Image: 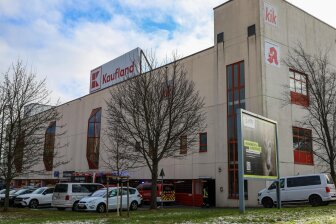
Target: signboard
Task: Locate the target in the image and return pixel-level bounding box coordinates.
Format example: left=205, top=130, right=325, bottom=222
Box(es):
left=265, top=40, right=280, bottom=67
left=237, top=109, right=280, bottom=213
left=238, top=109, right=279, bottom=179
left=90, top=47, right=141, bottom=93
left=63, top=171, right=75, bottom=178
left=53, top=171, right=60, bottom=178
left=264, top=2, right=278, bottom=27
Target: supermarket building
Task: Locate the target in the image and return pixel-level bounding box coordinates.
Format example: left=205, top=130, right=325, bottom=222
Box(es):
left=15, top=0, right=336, bottom=207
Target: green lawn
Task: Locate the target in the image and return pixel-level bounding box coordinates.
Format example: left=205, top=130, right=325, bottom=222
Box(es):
left=0, top=205, right=336, bottom=224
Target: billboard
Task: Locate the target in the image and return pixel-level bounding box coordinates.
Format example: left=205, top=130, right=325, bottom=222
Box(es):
left=238, top=109, right=279, bottom=179
left=90, top=47, right=141, bottom=93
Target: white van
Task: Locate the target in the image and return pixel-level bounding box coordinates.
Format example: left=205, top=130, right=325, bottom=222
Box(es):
left=258, top=173, right=336, bottom=208
left=52, top=183, right=104, bottom=210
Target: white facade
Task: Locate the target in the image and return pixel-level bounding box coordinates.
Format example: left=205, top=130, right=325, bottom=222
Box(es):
left=17, top=0, right=336, bottom=207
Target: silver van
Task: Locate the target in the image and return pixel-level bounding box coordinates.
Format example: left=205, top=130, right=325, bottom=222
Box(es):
left=258, top=173, right=336, bottom=208
left=52, top=183, right=104, bottom=210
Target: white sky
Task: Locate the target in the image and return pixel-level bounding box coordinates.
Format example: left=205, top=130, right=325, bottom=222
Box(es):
left=0, top=0, right=335, bottom=103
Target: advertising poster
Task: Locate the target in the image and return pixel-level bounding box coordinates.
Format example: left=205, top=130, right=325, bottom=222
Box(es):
left=240, top=110, right=278, bottom=179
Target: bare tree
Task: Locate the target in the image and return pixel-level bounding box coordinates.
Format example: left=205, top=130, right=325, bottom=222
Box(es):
left=0, top=60, right=66, bottom=211
left=105, top=53, right=206, bottom=209
left=101, top=126, right=140, bottom=177
left=284, top=44, right=336, bottom=182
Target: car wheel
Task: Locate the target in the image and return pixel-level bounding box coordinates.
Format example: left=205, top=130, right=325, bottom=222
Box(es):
left=57, top=207, right=66, bottom=211
left=96, top=203, right=106, bottom=213
left=29, top=199, right=39, bottom=209
left=309, top=194, right=322, bottom=206
left=130, top=201, right=138, bottom=211
left=72, top=201, right=79, bottom=211
left=262, top=197, right=274, bottom=208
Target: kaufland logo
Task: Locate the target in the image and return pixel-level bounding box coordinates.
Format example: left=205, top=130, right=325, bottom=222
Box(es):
left=264, top=2, right=277, bottom=27
left=90, top=67, right=101, bottom=91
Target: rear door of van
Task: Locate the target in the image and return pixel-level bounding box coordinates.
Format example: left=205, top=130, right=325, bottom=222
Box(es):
left=325, top=174, right=336, bottom=199
left=52, top=184, right=69, bottom=206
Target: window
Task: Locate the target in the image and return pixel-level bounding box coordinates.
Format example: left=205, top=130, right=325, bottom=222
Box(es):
left=199, top=132, right=207, bottom=152
left=293, top=127, right=314, bottom=165
left=175, top=180, right=192, bottom=193
left=162, top=80, right=173, bottom=97
left=180, top=135, right=187, bottom=154
left=287, top=176, right=321, bottom=188
left=44, top=122, right=56, bottom=171
left=326, top=174, right=334, bottom=184
left=289, top=69, right=309, bottom=106
left=227, top=61, right=246, bottom=199
left=86, top=108, right=101, bottom=169
left=44, top=188, right=54, bottom=194
left=109, top=189, right=118, bottom=197
left=54, top=184, right=68, bottom=193
left=129, top=188, right=136, bottom=194
left=268, top=179, right=284, bottom=190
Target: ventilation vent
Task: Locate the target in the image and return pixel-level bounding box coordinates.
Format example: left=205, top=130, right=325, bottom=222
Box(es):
left=217, top=32, right=224, bottom=43
left=248, top=24, right=256, bottom=37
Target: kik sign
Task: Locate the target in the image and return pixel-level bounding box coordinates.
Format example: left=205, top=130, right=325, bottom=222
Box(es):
left=89, top=47, right=141, bottom=93
left=264, top=2, right=278, bottom=27
left=265, top=41, right=280, bottom=67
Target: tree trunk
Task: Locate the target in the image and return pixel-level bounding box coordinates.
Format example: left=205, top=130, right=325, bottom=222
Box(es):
left=330, top=159, right=336, bottom=184
left=150, top=162, right=158, bottom=209
left=3, top=178, right=11, bottom=212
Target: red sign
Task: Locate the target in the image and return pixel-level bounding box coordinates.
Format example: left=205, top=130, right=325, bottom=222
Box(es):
left=90, top=67, right=102, bottom=92
left=265, top=41, right=280, bottom=67
left=264, top=2, right=278, bottom=27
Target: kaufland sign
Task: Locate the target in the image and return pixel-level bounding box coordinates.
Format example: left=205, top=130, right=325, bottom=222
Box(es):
left=90, top=47, right=141, bottom=93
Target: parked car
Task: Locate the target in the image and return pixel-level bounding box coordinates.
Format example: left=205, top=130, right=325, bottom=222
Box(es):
left=77, top=187, right=142, bottom=213
left=0, top=187, right=36, bottom=206
left=14, top=187, right=54, bottom=208
left=136, top=183, right=175, bottom=204
left=258, top=173, right=336, bottom=208
left=0, top=189, right=17, bottom=205
left=52, top=183, right=104, bottom=211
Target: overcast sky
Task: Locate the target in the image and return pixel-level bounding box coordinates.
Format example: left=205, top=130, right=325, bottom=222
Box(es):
left=1, top=0, right=335, bottom=103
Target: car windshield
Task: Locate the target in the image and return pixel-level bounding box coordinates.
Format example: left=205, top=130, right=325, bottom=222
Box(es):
left=91, top=190, right=107, bottom=197
left=9, top=190, right=17, bottom=194
left=0, top=189, right=6, bottom=194
left=14, top=189, right=28, bottom=195
left=32, top=188, right=45, bottom=194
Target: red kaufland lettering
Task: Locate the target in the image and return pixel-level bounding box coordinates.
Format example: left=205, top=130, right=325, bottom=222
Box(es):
left=102, top=61, right=135, bottom=84
left=266, top=7, right=277, bottom=25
